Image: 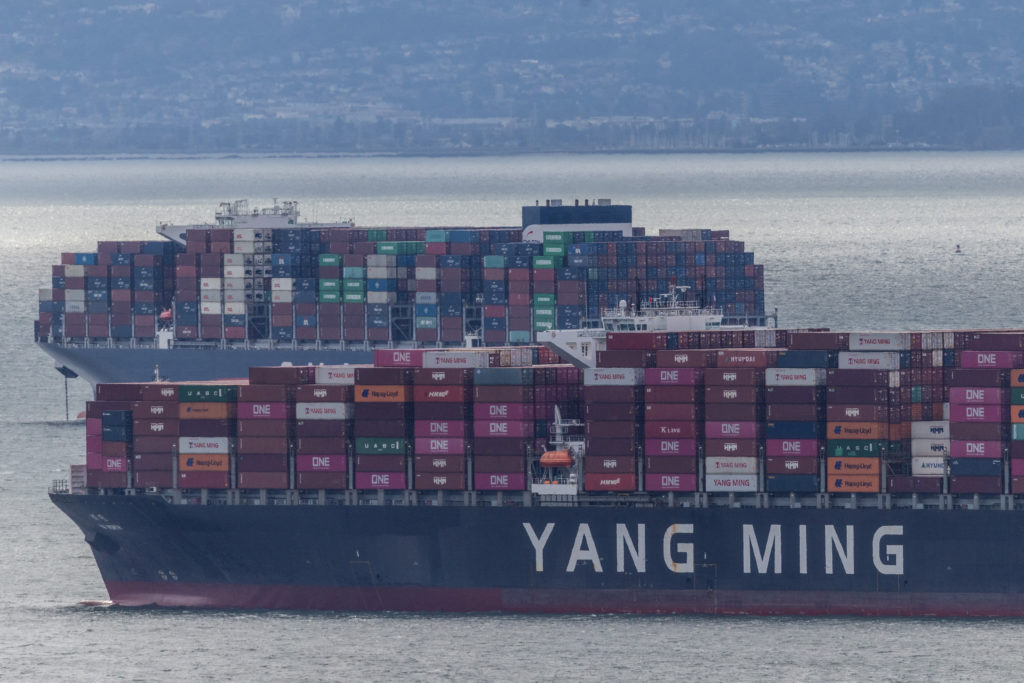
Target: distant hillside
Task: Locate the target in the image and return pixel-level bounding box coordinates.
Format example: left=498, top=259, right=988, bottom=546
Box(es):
left=2, top=1, right=1024, bottom=153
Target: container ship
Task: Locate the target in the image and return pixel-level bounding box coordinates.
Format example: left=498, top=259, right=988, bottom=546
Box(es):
left=49, top=320, right=1024, bottom=617
left=34, top=199, right=767, bottom=387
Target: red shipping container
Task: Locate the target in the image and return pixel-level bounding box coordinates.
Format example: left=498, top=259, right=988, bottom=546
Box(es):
left=295, top=437, right=346, bottom=454
left=414, top=472, right=466, bottom=490
left=704, top=368, right=764, bottom=386
left=643, top=385, right=698, bottom=403
left=705, top=386, right=763, bottom=404
left=766, top=404, right=823, bottom=421
left=237, top=454, right=288, bottom=471
left=237, top=401, right=291, bottom=420
left=472, top=455, right=525, bottom=473
left=413, top=420, right=468, bottom=438
left=949, top=422, right=1008, bottom=440
left=472, top=403, right=536, bottom=421
left=101, top=441, right=129, bottom=458
left=472, top=438, right=528, bottom=457
left=132, top=435, right=179, bottom=453
left=413, top=455, right=466, bottom=473
left=584, top=421, right=636, bottom=439
left=582, top=438, right=639, bottom=457
left=238, top=419, right=291, bottom=437
left=644, top=403, right=700, bottom=421
left=584, top=473, right=637, bottom=492
left=237, top=384, right=293, bottom=402
left=177, top=471, right=230, bottom=489
left=354, top=471, right=406, bottom=490
left=86, top=470, right=128, bottom=488
left=654, top=350, right=715, bottom=367
left=133, top=453, right=174, bottom=471
left=236, top=436, right=288, bottom=454
left=237, top=471, right=289, bottom=489
left=582, top=386, right=642, bottom=403
left=705, top=421, right=762, bottom=439
left=354, top=454, right=406, bottom=471
left=134, top=471, right=174, bottom=489
left=704, top=403, right=762, bottom=421
left=586, top=402, right=642, bottom=421
left=296, top=454, right=347, bottom=472
left=296, top=471, right=348, bottom=489
left=705, top=439, right=760, bottom=457
left=412, top=385, right=468, bottom=403
left=887, top=476, right=943, bottom=494
left=644, top=421, right=699, bottom=438
left=583, top=456, right=636, bottom=474
left=949, top=475, right=1003, bottom=494
left=132, top=418, right=179, bottom=436
left=644, top=473, right=698, bottom=492
left=766, top=456, right=819, bottom=475
left=473, top=420, right=534, bottom=438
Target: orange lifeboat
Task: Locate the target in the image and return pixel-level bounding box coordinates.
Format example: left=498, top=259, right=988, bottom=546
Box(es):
left=539, top=450, right=572, bottom=467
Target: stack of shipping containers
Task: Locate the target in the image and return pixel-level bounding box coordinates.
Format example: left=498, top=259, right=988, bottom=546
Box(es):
left=764, top=365, right=827, bottom=493
left=582, top=368, right=642, bottom=492
left=353, top=367, right=411, bottom=490
left=643, top=366, right=700, bottom=493
left=473, top=366, right=534, bottom=492
left=703, top=367, right=762, bottom=495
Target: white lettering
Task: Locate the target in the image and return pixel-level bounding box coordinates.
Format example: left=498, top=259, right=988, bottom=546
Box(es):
left=615, top=524, right=646, bottom=573
left=523, top=522, right=555, bottom=572
left=662, top=524, right=694, bottom=574
left=798, top=525, right=807, bottom=575
left=743, top=524, right=782, bottom=574
left=872, top=525, right=904, bottom=575
left=825, top=525, right=855, bottom=575
left=567, top=524, right=603, bottom=573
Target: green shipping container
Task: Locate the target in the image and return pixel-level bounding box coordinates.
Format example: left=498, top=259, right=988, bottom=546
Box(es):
left=542, top=232, right=568, bottom=245
left=342, top=292, right=366, bottom=303
left=534, top=307, right=555, bottom=318
left=1013, top=424, right=1024, bottom=441
left=826, top=439, right=889, bottom=457
left=318, top=254, right=341, bottom=267
left=508, top=330, right=532, bottom=343
left=534, top=320, right=554, bottom=332
left=482, top=255, right=506, bottom=268
left=543, top=244, right=566, bottom=257
left=343, top=279, right=365, bottom=292
left=1012, top=388, right=1024, bottom=404
left=533, top=293, right=555, bottom=305
left=319, top=291, right=342, bottom=303
left=425, top=229, right=450, bottom=243
left=415, top=317, right=438, bottom=329
left=319, top=279, right=341, bottom=292
left=355, top=438, right=407, bottom=455
left=367, top=230, right=388, bottom=242
left=532, top=256, right=557, bottom=269
left=179, top=385, right=238, bottom=402
left=342, top=266, right=364, bottom=279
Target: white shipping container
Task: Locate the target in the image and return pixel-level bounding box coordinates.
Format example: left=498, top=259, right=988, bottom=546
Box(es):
left=705, top=456, right=759, bottom=474
left=765, top=368, right=826, bottom=386
left=366, top=266, right=395, bottom=279
left=931, top=349, right=944, bottom=367
left=366, top=291, right=396, bottom=304
left=295, top=402, right=354, bottom=420
left=224, top=302, right=246, bottom=315
left=233, top=228, right=258, bottom=241
left=415, top=267, right=438, bottom=280
left=365, top=254, right=396, bottom=268
left=200, top=277, right=222, bottom=290
left=200, top=290, right=222, bottom=303
left=314, top=366, right=358, bottom=385
left=64, top=289, right=86, bottom=302
left=39, top=288, right=53, bottom=302
left=223, top=266, right=246, bottom=279
left=910, top=439, right=951, bottom=457
left=64, top=265, right=85, bottom=277
left=270, top=278, right=293, bottom=291
left=943, top=331, right=956, bottom=349
left=910, top=421, right=951, bottom=440
left=233, top=240, right=256, bottom=254
left=178, top=436, right=230, bottom=454
left=223, top=290, right=246, bottom=303
left=423, top=351, right=489, bottom=368
left=222, top=277, right=247, bottom=291
left=847, top=332, right=911, bottom=351
left=271, top=290, right=293, bottom=303
left=911, top=456, right=947, bottom=477
left=922, top=332, right=944, bottom=351
left=223, top=254, right=245, bottom=266
left=200, top=302, right=222, bottom=315
left=753, top=329, right=778, bottom=348
left=704, top=475, right=758, bottom=493
left=583, top=368, right=644, bottom=386
left=64, top=301, right=86, bottom=313
left=415, top=292, right=439, bottom=304
left=837, top=351, right=902, bottom=371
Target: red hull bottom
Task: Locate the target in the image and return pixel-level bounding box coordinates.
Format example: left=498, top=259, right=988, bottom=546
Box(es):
left=105, top=581, right=1024, bottom=617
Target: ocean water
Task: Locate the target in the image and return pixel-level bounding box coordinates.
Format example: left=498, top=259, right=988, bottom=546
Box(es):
left=2, top=152, right=1024, bottom=681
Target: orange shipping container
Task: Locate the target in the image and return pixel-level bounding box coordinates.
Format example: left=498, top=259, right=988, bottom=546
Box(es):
left=354, top=384, right=410, bottom=403
left=1011, top=406, right=1024, bottom=424
left=178, top=453, right=230, bottom=471
left=826, top=474, right=881, bottom=493
left=178, top=402, right=236, bottom=420
left=1011, top=369, right=1024, bottom=387
left=826, top=457, right=881, bottom=476
left=827, top=422, right=888, bottom=440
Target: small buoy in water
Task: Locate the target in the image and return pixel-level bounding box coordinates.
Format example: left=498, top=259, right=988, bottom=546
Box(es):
left=954, top=244, right=962, bottom=255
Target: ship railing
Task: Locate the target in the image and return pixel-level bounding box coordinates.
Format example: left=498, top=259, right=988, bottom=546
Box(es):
left=49, top=480, right=69, bottom=495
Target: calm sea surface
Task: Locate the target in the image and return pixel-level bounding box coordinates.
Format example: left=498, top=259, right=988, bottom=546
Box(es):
left=2, top=152, right=1024, bottom=681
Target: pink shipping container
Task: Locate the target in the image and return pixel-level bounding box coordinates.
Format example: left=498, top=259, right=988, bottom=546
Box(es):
left=102, top=456, right=128, bottom=473
left=645, top=456, right=697, bottom=474
left=584, top=473, right=638, bottom=492
left=472, top=403, right=536, bottom=421
left=237, top=402, right=290, bottom=420
left=583, top=456, right=636, bottom=474
left=413, top=455, right=466, bottom=473
left=765, top=439, right=820, bottom=457
left=948, top=387, right=1006, bottom=405
left=643, top=385, right=699, bottom=403
left=86, top=452, right=103, bottom=469
left=86, top=418, right=102, bottom=436
left=950, top=440, right=1005, bottom=458
left=413, top=472, right=467, bottom=490
left=473, top=420, right=534, bottom=438
left=374, top=348, right=425, bottom=367
left=703, top=368, right=764, bottom=386
left=949, top=475, right=1003, bottom=494
left=705, top=421, right=762, bottom=439
left=355, top=471, right=407, bottom=490
left=134, top=471, right=174, bottom=489
left=948, top=403, right=1008, bottom=423
left=473, top=472, right=526, bottom=491
left=1010, top=458, right=1024, bottom=476
left=296, top=454, right=347, bottom=472
left=704, top=439, right=760, bottom=457
left=413, top=420, right=468, bottom=438
left=959, top=350, right=1022, bottom=369
left=643, top=367, right=703, bottom=386
left=87, top=470, right=129, bottom=488
left=644, top=473, right=698, bottom=492
left=412, top=385, right=468, bottom=403
left=414, top=437, right=467, bottom=455
left=644, top=438, right=698, bottom=457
